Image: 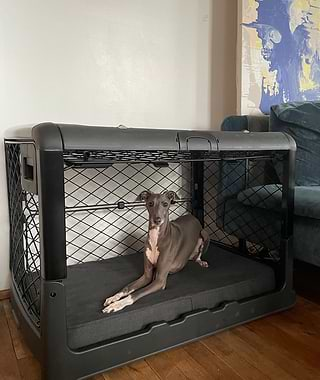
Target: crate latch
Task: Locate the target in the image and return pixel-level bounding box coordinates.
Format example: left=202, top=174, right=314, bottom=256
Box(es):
left=21, top=144, right=38, bottom=194
left=178, top=132, right=218, bottom=151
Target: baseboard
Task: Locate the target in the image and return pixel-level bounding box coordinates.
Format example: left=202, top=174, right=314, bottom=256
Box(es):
left=0, top=289, right=10, bottom=301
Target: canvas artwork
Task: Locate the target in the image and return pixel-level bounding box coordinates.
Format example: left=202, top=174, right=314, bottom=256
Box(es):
left=240, top=0, right=320, bottom=114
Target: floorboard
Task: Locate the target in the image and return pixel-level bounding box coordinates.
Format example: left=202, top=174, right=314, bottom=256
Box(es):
left=0, top=302, right=22, bottom=380
left=0, top=297, right=319, bottom=380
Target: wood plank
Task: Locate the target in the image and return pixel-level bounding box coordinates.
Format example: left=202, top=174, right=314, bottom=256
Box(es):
left=147, top=346, right=217, bottom=380
left=17, top=357, right=41, bottom=380
left=0, top=289, right=10, bottom=301
left=233, top=325, right=318, bottom=380
left=246, top=316, right=320, bottom=371
left=280, top=298, right=320, bottom=335
left=90, top=375, right=105, bottom=380
left=202, top=332, right=270, bottom=380
left=3, top=300, right=32, bottom=360
left=217, top=328, right=296, bottom=380
left=296, top=296, right=320, bottom=313
left=0, top=302, right=22, bottom=379
left=145, top=350, right=188, bottom=380
left=103, top=366, right=134, bottom=380
left=269, top=313, right=320, bottom=350
left=1, top=296, right=320, bottom=380
left=184, top=341, right=243, bottom=380
left=165, top=347, right=215, bottom=380
left=104, top=360, right=160, bottom=380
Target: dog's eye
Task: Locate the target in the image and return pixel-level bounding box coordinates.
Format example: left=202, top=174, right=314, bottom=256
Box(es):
left=162, top=202, right=169, bottom=207
left=148, top=201, right=154, bottom=207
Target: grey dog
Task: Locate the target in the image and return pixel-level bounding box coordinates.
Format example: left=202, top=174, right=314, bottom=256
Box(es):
left=103, top=191, right=209, bottom=313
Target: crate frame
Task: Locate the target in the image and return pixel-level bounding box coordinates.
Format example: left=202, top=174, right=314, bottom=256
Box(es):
left=5, top=124, right=296, bottom=380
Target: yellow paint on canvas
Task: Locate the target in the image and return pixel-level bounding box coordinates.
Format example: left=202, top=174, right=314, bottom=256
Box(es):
left=300, top=60, right=318, bottom=92
left=242, top=0, right=259, bottom=24
left=262, top=67, right=279, bottom=96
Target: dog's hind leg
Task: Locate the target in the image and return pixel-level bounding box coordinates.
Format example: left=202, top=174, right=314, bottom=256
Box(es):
left=190, top=229, right=210, bottom=268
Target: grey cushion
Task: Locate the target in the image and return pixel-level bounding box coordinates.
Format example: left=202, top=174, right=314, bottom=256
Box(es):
left=270, top=101, right=320, bottom=186
left=238, top=185, right=320, bottom=220
left=294, top=216, right=320, bottom=266
left=65, top=246, right=275, bottom=349
left=222, top=198, right=281, bottom=250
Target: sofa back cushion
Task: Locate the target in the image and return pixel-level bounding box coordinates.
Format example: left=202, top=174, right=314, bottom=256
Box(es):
left=270, top=101, right=320, bottom=186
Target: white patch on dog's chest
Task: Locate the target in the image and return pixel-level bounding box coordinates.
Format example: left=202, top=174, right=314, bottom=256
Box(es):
left=146, top=227, right=160, bottom=265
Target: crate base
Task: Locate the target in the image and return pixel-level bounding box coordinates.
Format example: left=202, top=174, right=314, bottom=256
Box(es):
left=11, top=243, right=296, bottom=380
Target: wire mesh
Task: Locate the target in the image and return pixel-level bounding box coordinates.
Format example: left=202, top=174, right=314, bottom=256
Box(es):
left=5, top=142, right=286, bottom=327
left=64, top=152, right=283, bottom=265
left=64, top=162, right=192, bottom=265
left=204, top=157, right=282, bottom=259
left=5, top=143, right=40, bottom=326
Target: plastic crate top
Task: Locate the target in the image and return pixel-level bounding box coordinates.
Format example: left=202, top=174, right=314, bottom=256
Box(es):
left=6, top=122, right=296, bottom=153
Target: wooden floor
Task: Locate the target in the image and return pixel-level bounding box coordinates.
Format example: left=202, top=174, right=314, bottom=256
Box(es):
left=1, top=297, right=320, bottom=380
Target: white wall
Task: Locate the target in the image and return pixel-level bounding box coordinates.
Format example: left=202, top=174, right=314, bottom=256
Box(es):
left=211, top=0, right=238, bottom=127
left=0, top=0, right=212, bottom=131
left=0, top=0, right=237, bottom=290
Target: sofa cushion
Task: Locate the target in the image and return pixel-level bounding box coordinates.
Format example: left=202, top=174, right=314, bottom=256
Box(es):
left=238, top=185, right=320, bottom=220
left=222, top=198, right=281, bottom=250
left=270, top=101, right=320, bottom=186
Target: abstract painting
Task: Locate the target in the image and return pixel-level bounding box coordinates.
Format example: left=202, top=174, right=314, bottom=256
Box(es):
left=240, top=0, right=320, bottom=114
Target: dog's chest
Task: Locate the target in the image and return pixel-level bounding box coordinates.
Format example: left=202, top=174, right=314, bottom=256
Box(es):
left=146, top=228, right=160, bottom=265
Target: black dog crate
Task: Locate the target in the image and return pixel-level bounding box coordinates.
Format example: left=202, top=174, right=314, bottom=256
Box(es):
left=5, top=124, right=296, bottom=380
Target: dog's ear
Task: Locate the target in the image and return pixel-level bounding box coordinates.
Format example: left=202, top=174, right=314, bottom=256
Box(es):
left=136, top=190, right=151, bottom=202
left=164, top=191, right=180, bottom=204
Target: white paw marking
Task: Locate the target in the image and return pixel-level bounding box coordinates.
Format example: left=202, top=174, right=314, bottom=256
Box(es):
left=103, top=292, right=125, bottom=307
left=197, top=260, right=209, bottom=268
left=102, top=295, right=134, bottom=314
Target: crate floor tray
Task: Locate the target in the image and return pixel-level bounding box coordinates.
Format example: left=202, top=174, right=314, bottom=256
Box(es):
left=65, top=245, right=276, bottom=349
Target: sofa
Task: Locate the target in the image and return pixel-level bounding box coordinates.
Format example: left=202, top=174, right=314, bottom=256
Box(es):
left=220, top=101, right=320, bottom=267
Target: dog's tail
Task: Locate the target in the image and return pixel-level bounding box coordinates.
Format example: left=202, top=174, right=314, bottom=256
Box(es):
left=200, top=229, right=210, bottom=255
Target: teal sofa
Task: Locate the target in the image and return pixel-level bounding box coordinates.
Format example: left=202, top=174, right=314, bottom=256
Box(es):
left=221, top=101, right=320, bottom=267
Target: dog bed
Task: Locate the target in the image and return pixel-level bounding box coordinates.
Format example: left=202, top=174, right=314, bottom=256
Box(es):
left=65, top=244, right=275, bottom=349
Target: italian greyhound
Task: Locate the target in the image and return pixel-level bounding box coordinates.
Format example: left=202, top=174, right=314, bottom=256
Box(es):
left=102, top=190, right=210, bottom=314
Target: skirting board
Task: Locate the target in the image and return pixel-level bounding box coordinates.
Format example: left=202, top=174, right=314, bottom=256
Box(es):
left=0, top=289, right=10, bottom=301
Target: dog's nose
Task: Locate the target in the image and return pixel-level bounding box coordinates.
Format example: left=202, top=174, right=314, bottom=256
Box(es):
left=154, top=217, right=162, bottom=225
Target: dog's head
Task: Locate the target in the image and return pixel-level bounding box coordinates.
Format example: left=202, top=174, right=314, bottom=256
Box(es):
left=136, top=190, right=179, bottom=227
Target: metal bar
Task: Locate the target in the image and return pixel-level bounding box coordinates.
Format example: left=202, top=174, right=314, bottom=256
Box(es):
left=279, top=149, right=295, bottom=290
left=5, top=139, right=35, bottom=144
left=65, top=198, right=191, bottom=214
left=62, top=155, right=275, bottom=169
left=191, top=161, right=204, bottom=226
left=37, top=149, right=67, bottom=281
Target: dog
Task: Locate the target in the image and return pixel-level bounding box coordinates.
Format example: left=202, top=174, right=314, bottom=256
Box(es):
left=102, top=190, right=210, bottom=313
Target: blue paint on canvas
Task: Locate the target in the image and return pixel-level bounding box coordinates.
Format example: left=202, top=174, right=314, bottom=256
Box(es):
left=243, top=0, right=320, bottom=114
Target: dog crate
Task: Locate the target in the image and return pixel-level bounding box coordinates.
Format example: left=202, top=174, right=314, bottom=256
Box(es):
left=5, top=123, right=296, bottom=380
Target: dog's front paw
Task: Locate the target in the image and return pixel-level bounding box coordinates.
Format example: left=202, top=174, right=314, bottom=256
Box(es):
left=103, top=294, right=121, bottom=306
left=102, top=296, right=134, bottom=314
left=103, top=292, right=123, bottom=307
left=196, top=259, right=209, bottom=268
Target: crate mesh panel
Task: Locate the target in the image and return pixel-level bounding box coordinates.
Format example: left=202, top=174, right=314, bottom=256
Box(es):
left=5, top=144, right=40, bottom=326
left=204, top=158, right=282, bottom=257
left=5, top=142, right=285, bottom=327
left=64, top=163, right=192, bottom=265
